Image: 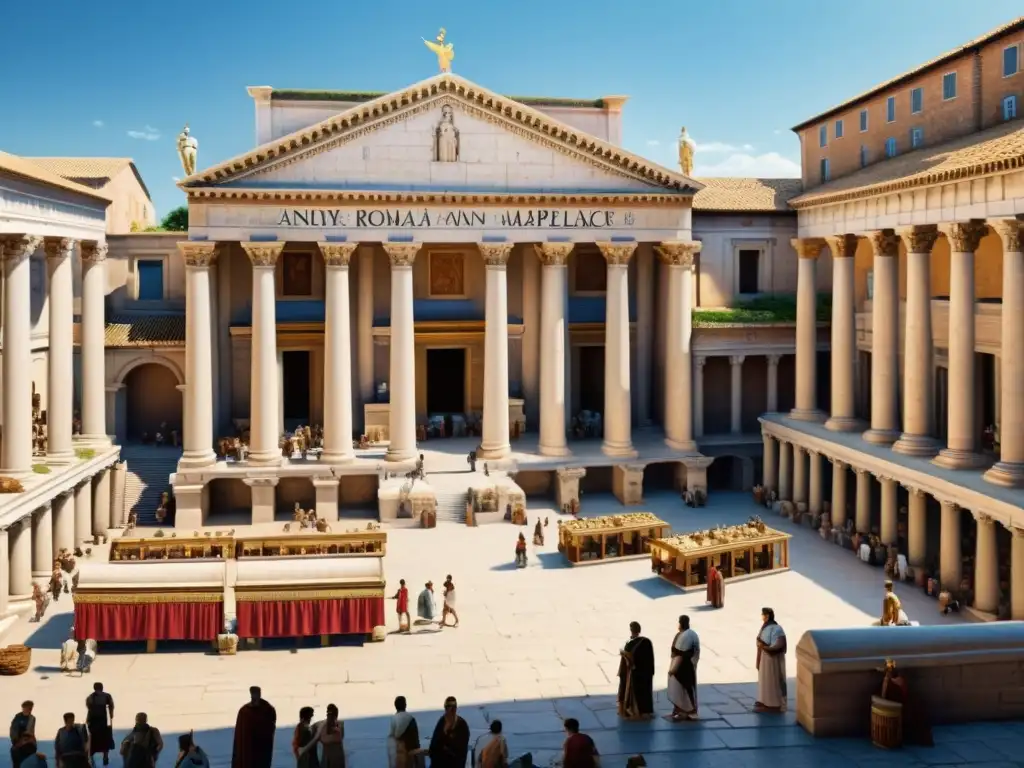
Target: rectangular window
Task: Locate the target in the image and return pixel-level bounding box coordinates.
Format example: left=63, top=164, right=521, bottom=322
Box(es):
left=835, top=119, right=844, bottom=139
left=137, top=260, right=164, bottom=301
left=886, top=96, right=896, bottom=123
left=819, top=124, right=827, bottom=147
left=738, top=249, right=760, bottom=295
left=282, top=252, right=313, bottom=297
left=886, top=137, right=898, bottom=158
left=820, top=158, right=830, bottom=182
left=910, top=127, right=924, bottom=148
left=860, top=145, right=869, bottom=167
left=1005, top=95, right=1019, bottom=121
left=860, top=108, right=869, bottom=132
left=911, top=87, right=923, bottom=114
left=1004, top=43, right=1020, bottom=77
left=943, top=72, right=957, bottom=100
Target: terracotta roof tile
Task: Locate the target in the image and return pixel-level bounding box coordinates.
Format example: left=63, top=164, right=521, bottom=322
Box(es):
left=73, top=315, right=185, bottom=347
left=0, top=151, right=112, bottom=203
left=27, top=157, right=132, bottom=181
left=790, top=121, right=1024, bottom=208
left=692, top=177, right=803, bottom=212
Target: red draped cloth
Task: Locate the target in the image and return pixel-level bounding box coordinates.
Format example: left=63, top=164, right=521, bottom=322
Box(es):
left=74, top=601, right=223, bottom=641
left=236, top=597, right=384, bottom=639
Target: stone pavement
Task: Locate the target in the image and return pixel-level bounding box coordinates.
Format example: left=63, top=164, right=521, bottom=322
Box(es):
left=1, top=491, right=1020, bottom=767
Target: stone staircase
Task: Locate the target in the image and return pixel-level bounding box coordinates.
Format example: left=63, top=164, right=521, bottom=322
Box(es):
left=433, top=487, right=469, bottom=524
left=120, top=444, right=182, bottom=525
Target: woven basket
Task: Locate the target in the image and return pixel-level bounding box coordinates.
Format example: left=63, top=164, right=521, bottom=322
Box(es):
left=0, top=644, right=31, bottom=675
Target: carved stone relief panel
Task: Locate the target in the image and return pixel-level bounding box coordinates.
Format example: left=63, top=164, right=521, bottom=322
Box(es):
left=429, top=250, right=465, bottom=297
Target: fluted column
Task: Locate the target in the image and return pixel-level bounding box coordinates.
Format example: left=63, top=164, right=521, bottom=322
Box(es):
left=790, top=238, right=825, bottom=421
left=74, top=480, right=92, bottom=544
left=8, top=519, right=32, bottom=598
left=382, top=243, right=420, bottom=462
left=808, top=450, right=822, bottom=515
left=657, top=241, right=701, bottom=451
left=479, top=243, right=514, bottom=459
left=855, top=468, right=871, bottom=533
left=906, top=487, right=927, bottom=571
left=79, top=241, right=109, bottom=444
left=597, top=242, right=637, bottom=457
left=1, top=235, right=42, bottom=474
left=1012, top=528, right=1024, bottom=620
left=53, top=491, right=74, bottom=553
left=44, top=238, right=76, bottom=461
left=863, top=231, right=901, bottom=444
left=762, top=434, right=777, bottom=493
left=766, top=355, right=780, bottom=413
left=777, top=441, right=792, bottom=501
left=693, top=356, right=706, bottom=438
left=892, top=226, right=941, bottom=455
left=31, top=505, right=52, bottom=578
left=939, top=500, right=962, bottom=589
left=985, top=220, right=1024, bottom=485
left=792, top=446, right=807, bottom=506
left=178, top=242, right=219, bottom=468
left=879, top=476, right=898, bottom=545
left=318, top=243, right=358, bottom=464
left=536, top=243, right=572, bottom=457
left=824, top=234, right=860, bottom=431
left=241, top=242, right=284, bottom=465
left=973, top=513, right=999, bottom=614
left=831, top=460, right=848, bottom=528
left=730, top=355, right=745, bottom=435
left=935, top=222, right=987, bottom=469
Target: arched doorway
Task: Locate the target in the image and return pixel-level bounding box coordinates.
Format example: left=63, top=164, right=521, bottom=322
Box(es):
left=124, top=362, right=182, bottom=441
left=706, top=455, right=755, bottom=491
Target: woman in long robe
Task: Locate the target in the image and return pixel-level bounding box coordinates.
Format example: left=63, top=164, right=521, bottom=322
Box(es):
left=754, top=607, right=788, bottom=712
left=386, top=697, right=420, bottom=768
left=706, top=564, right=724, bottom=609
left=666, top=615, right=700, bottom=721
left=429, top=697, right=470, bottom=768
left=617, top=621, right=655, bottom=719
left=311, top=704, right=345, bottom=768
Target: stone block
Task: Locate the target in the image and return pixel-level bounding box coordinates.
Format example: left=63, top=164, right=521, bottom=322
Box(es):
left=612, top=464, right=644, bottom=506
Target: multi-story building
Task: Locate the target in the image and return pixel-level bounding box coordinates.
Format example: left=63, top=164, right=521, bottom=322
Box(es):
left=763, top=16, right=1024, bottom=621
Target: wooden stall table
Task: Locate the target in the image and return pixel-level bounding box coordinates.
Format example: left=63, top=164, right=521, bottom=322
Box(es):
left=558, top=512, right=670, bottom=566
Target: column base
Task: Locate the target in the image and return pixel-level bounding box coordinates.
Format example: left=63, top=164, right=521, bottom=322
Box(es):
left=862, top=428, right=900, bottom=445
left=246, top=451, right=282, bottom=467
left=538, top=443, right=571, bottom=458
left=602, top=441, right=638, bottom=458
left=823, top=416, right=863, bottom=433
left=983, top=461, right=1024, bottom=488
left=665, top=438, right=698, bottom=453
left=932, top=448, right=990, bottom=471
left=319, top=451, right=355, bottom=465
left=788, top=408, right=826, bottom=423
left=178, top=450, right=218, bottom=470
left=477, top=443, right=511, bottom=460
left=892, top=434, right=941, bottom=457
left=385, top=446, right=416, bottom=463
left=76, top=433, right=112, bottom=447
left=45, top=450, right=76, bottom=465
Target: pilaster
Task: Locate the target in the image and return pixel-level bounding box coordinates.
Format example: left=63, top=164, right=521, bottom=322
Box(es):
left=612, top=463, right=645, bottom=506
left=245, top=477, right=279, bottom=525
left=554, top=467, right=585, bottom=510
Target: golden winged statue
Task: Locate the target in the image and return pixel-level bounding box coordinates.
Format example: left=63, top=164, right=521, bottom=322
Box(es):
left=423, top=28, right=455, bottom=73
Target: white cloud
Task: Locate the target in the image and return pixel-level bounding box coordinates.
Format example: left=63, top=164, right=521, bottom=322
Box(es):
left=646, top=139, right=660, bottom=147
left=693, top=151, right=801, bottom=178
left=92, top=120, right=104, bottom=128
left=695, top=141, right=755, bottom=154
left=127, top=125, right=161, bottom=141
left=773, top=129, right=783, bottom=135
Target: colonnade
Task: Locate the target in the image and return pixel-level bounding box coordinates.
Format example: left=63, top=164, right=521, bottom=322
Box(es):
left=177, top=238, right=703, bottom=466
left=692, top=353, right=782, bottom=438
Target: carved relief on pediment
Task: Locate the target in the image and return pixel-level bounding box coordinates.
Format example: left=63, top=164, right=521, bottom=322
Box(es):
left=428, top=250, right=465, bottom=296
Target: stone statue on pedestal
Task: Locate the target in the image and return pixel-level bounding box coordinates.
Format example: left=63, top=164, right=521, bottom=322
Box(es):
left=678, top=126, right=696, bottom=175
left=435, top=105, right=460, bottom=162
left=177, top=124, right=198, bottom=176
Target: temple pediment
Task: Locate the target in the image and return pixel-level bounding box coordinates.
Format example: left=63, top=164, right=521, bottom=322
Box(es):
left=181, top=74, right=700, bottom=200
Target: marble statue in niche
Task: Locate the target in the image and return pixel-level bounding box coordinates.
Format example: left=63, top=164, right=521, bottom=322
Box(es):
left=435, top=105, right=460, bottom=162
left=430, top=251, right=465, bottom=296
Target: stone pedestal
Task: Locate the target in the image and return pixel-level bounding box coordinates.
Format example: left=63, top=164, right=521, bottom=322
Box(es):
left=245, top=477, right=279, bottom=525
left=554, top=467, right=585, bottom=510
left=612, top=464, right=644, bottom=506
left=313, top=477, right=340, bottom=523
left=172, top=481, right=208, bottom=530
left=683, top=458, right=711, bottom=496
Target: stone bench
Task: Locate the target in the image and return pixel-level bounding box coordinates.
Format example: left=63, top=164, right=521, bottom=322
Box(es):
left=796, top=622, right=1024, bottom=737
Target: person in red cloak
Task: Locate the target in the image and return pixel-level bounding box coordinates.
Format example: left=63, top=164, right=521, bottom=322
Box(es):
left=394, top=579, right=411, bottom=632
left=706, top=564, right=725, bottom=609
left=231, top=686, right=276, bottom=768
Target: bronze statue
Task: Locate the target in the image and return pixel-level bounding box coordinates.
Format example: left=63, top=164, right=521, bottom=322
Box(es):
left=423, top=27, right=455, bottom=72
left=678, top=127, right=695, bottom=175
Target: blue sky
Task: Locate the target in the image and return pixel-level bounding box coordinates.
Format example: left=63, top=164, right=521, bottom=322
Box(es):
left=1, top=1, right=1020, bottom=218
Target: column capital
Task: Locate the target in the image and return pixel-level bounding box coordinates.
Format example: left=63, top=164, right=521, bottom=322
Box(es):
left=824, top=234, right=858, bottom=259
left=766, top=354, right=782, bottom=366
left=936, top=497, right=959, bottom=510
left=973, top=511, right=995, bottom=526
left=694, top=355, right=706, bottom=370
left=533, top=242, right=573, bottom=265
left=1012, top=526, right=1024, bottom=539
left=853, top=466, right=871, bottom=476
left=877, top=474, right=897, bottom=485
left=242, top=241, right=284, bottom=267
left=2, top=234, right=43, bottom=264
left=866, top=230, right=899, bottom=258
left=317, top=241, right=357, bottom=267
left=829, top=457, right=846, bottom=468
left=177, top=241, right=219, bottom=268
left=791, top=237, right=825, bottom=260
left=655, top=240, right=701, bottom=267
left=989, top=219, right=1022, bottom=253
left=897, top=224, right=939, bottom=255
left=729, top=355, right=745, bottom=366
left=939, top=221, right=986, bottom=253
left=478, top=242, right=514, bottom=267
left=80, top=240, right=108, bottom=263
left=596, top=241, right=637, bottom=265
left=902, top=484, right=926, bottom=498
left=806, top=448, right=819, bottom=459
left=243, top=476, right=280, bottom=488
left=382, top=242, right=421, bottom=267
left=43, top=237, right=76, bottom=262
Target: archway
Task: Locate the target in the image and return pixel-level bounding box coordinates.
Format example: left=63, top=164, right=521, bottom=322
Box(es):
left=706, top=454, right=755, bottom=492
left=124, top=362, right=182, bottom=441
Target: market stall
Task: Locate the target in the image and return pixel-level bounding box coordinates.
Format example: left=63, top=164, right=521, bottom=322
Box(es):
left=111, top=534, right=233, bottom=561
left=651, top=518, right=790, bottom=591
left=558, top=512, right=670, bottom=565
left=235, top=530, right=387, bottom=558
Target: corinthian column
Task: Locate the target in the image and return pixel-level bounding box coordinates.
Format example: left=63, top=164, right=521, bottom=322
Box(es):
left=985, top=220, right=1024, bottom=486
left=934, top=222, right=987, bottom=469
left=863, top=231, right=900, bottom=444
left=45, top=238, right=76, bottom=462
left=383, top=243, right=420, bottom=462
left=824, top=234, right=860, bottom=431
left=790, top=238, right=825, bottom=421
left=178, top=242, right=218, bottom=468
left=479, top=243, right=514, bottom=459
left=597, top=242, right=637, bottom=457
left=79, top=241, right=109, bottom=444
left=1, top=235, right=42, bottom=474
left=536, top=243, right=572, bottom=457
left=656, top=241, right=701, bottom=451
left=893, top=226, right=941, bottom=456
left=242, top=242, right=284, bottom=465
left=319, top=243, right=358, bottom=464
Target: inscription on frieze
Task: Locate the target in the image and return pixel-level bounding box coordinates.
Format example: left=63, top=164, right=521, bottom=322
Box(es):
left=276, top=208, right=627, bottom=230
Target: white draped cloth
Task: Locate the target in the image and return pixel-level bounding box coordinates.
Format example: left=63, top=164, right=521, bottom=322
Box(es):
left=387, top=712, right=413, bottom=768
left=756, top=623, right=787, bottom=710
left=667, top=628, right=700, bottom=713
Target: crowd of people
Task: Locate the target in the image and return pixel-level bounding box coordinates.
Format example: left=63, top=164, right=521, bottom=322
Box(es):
left=391, top=576, right=460, bottom=632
